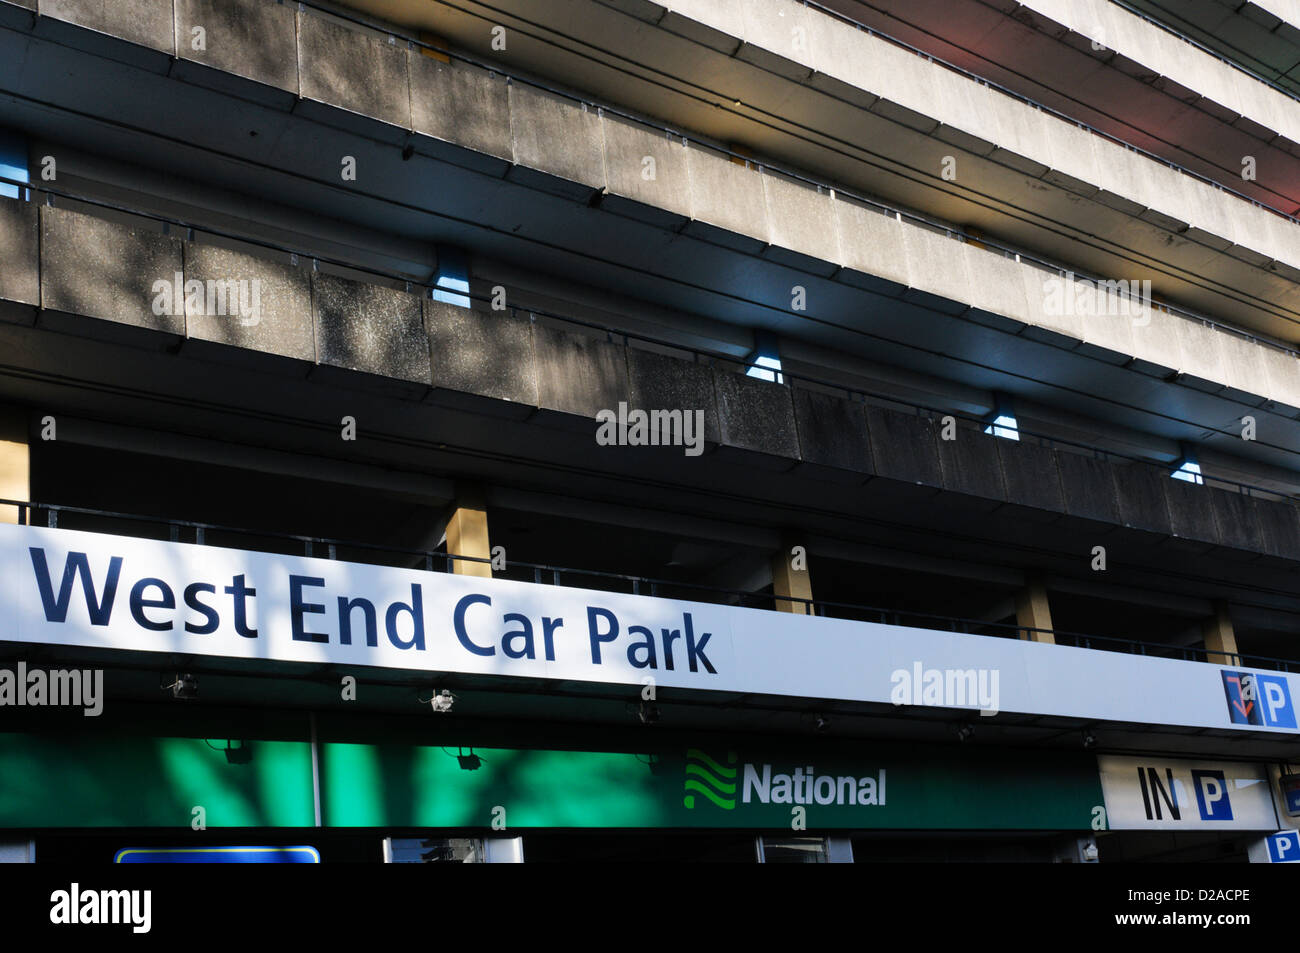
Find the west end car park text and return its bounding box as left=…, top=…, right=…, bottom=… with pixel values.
left=26, top=548, right=718, bottom=674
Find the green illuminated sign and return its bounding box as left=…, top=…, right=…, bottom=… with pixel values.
left=320, top=740, right=1101, bottom=830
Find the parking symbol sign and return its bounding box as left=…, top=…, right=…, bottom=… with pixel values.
left=1256, top=674, right=1296, bottom=729
left=1223, top=671, right=1295, bottom=728
left=1268, top=831, right=1300, bottom=863
left=1223, top=671, right=1261, bottom=725
left=1191, top=770, right=1232, bottom=821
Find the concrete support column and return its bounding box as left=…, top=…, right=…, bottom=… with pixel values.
left=446, top=485, right=492, bottom=578
left=1202, top=603, right=1239, bottom=665
left=1016, top=576, right=1055, bottom=644
left=771, top=540, right=813, bottom=615
left=0, top=408, right=28, bottom=525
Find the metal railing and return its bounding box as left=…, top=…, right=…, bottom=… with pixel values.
left=2, top=495, right=1293, bottom=674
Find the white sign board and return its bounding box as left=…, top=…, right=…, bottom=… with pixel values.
left=1099, top=756, right=1279, bottom=830
left=0, top=524, right=1297, bottom=733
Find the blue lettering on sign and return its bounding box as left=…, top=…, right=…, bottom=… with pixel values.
left=29, top=548, right=121, bottom=625
left=452, top=593, right=561, bottom=661
left=586, top=606, right=716, bottom=673
left=1267, top=831, right=1300, bottom=863
left=1191, top=769, right=1232, bottom=821
left=24, top=546, right=719, bottom=675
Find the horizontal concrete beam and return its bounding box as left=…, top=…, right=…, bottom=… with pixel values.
left=1022, top=0, right=1300, bottom=153
left=20, top=0, right=1300, bottom=410
left=652, top=0, right=1300, bottom=276
left=3, top=196, right=1299, bottom=564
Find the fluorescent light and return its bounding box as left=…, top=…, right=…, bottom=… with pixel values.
left=433, top=275, right=470, bottom=309
left=1171, top=460, right=1203, bottom=484
left=747, top=354, right=783, bottom=384
left=983, top=413, right=1019, bottom=441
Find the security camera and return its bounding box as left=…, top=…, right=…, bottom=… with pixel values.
left=428, top=689, right=455, bottom=713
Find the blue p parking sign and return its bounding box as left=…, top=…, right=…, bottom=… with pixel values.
left=1267, top=831, right=1300, bottom=863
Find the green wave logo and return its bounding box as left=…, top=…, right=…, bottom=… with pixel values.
left=683, top=748, right=738, bottom=810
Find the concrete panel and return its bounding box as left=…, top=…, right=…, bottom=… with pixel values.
left=1128, top=307, right=1183, bottom=378
left=427, top=300, right=537, bottom=407
left=1255, top=498, right=1300, bottom=560
left=1171, top=318, right=1229, bottom=390
left=657, top=0, right=744, bottom=52
left=791, top=387, right=872, bottom=474
left=1020, top=266, right=1083, bottom=345
left=936, top=427, right=1008, bottom=500
left=736, top=0, right=816, bottom=78
left=625, top=348, right=719, bottom=444
left=997, top=439, right=1063, bottom=513
left=965, top=248, right=1030, bottom=331
left=311, top=273, right=429, bottom=383
left=902, top=226, right=975, bottom=310
left=601, top=115, right=692, bottom=222
left=1164, top=479, right=1221, bottom=545
left=685, top=145, right=770, bottom=247
left=968, top=84, right=1040, bottom=167
left=0, top=196, right=38, bottom=306
left=175, top=0, right=297, bottom=93
left=1054, top=451, right=1119, bottom=524
left=534, top=324, right=628, bottom=419
left=832, top=197, right=909, bottom=292
left=924, top=63, right=990, bottom=148
left=409, top=55, right=511, bottom=162
left=40, top=0, right=173, bottom=53
left=763, top=172, right=838, bottom=268
left=1090, top=140, right=1165, bottom=220
left=1111, top=462, right=1173, bottom=535
left=864, top=405, right=942, bottom=487
left=713, top=369, right=799, bottom=458
left=1041, top=120, right=1102, bottom=196
left=298, top=13, right=411, bottom=130
left=1260, top=346, right=1300, bottom=411
left=509, top=84, right=605, bottom=192
left=1077, top=295, right=1139, bottom=363
left=1217, top=331, right=1271, bottom=403
left=1210, top=487, right=1265, bottom=553
left=184, top=243, right=313, bottom=362
left=830, top=23, right=913, bottom=106
left=40, top=206, right=182, bottom=333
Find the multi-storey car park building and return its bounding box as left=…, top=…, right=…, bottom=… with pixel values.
left=1, top=0, right=1300, bottom=864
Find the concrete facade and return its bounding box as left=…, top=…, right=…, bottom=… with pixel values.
left=13, top=0, right=1300, bottom=411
